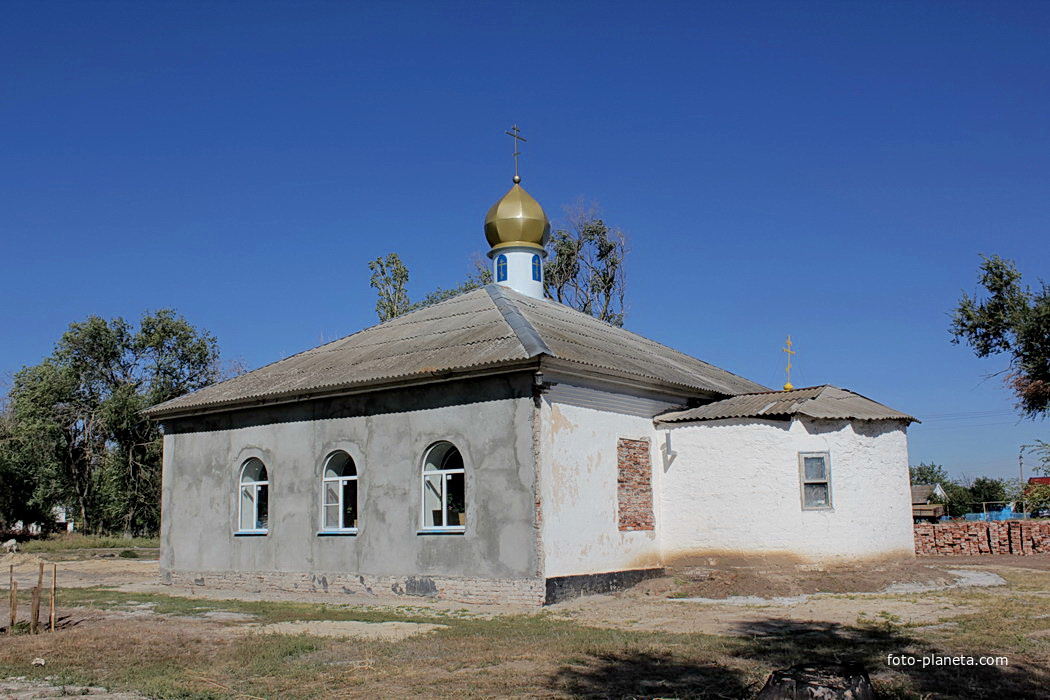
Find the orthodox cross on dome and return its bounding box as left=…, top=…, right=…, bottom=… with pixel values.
left=782, top=335, right=796, bottom=391
left=504, top=124, right=527, bottom=183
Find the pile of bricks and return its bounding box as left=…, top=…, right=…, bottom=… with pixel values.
left=914, top=520, right=1050, bottom=556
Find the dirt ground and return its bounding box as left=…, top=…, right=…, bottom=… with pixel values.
left=1, top=552, right=1037, bottom=636
left=2, top=553, right=1048, bottom=698
left=3, top=553, right=159, bottom=591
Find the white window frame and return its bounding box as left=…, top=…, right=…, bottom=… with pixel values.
left=237, top=459, right=269, bottom=534
left=320, top=451, right=358, bottom=533
left=798, top=451, right=833, bottom=511
left=420, top=442, right=466, bottom=533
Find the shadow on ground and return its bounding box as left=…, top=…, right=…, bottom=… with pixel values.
left=550, top=650, right=753, bottom=699
left=549, top=618, right=1050, bottom=699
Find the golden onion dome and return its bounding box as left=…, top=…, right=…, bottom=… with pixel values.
left=484, top=178, right=550, bottom=252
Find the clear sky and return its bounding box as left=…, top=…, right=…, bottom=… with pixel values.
left=2, top=1, right=1048, bottom=481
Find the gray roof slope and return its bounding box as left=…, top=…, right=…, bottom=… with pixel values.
left=655, top=385, right=916, bottom=424
left=146, top=285, right=767, bottom=418
left=911, top=484, right=942, bottom=504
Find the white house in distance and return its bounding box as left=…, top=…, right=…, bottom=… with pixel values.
left=145, top=169, right=916, bottom=606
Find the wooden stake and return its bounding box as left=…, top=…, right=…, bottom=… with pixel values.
left=30, top=585, right=40, bottom=634
left=36, top=562, right=44, bottom=590
left=7, top=580, right=15, bottom=635
left=49, top=564, right=56, bottom=632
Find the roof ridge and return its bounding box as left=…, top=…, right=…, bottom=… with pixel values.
left=484, top=285, right=551, bottom=358
left=503, top=289, right=766, bottom=392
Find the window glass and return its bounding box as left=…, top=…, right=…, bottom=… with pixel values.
left=799, top=452, right=831, bottom=510
left=238, top=459, right=269, bottom=532
left=321, top=451, right=358, bottom=531
left=240, top=486, right=255, bottom=531
left=342, top=480, right=358, bottom=528
left=421, top=442, right=466, bottom=529
left=804, top=456, right=826, bottom=480
left=256, top=485, right=268, bottom=529
left=242, top=458, right=267, bottom=483
left=445, top=472, right=465, bottom=526
left=804, top=483, right=829, bottom=508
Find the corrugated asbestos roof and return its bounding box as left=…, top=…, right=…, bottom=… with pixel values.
left=911, top=485, right=940, bottom=504
left=145, top=286, right=768, bottom=418
left=654, top=385, right=916, bottom=424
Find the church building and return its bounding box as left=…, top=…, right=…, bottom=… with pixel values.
left=146, top=166, right=916, bottom=606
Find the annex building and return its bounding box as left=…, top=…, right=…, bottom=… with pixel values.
left=146, top=170, right=916, bottom=605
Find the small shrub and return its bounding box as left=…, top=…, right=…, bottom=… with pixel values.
left=119, top=550, right=139, bottom=559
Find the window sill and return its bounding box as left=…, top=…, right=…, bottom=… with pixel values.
left=317, top=530, right=358, bottom=536
left=802, top=507, right=835, bottom=512
left=417, top=528, right=466, bottom=535
left=234, top=531, right=268, bottom=537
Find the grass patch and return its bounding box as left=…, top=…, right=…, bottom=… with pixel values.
left=53, top=588, right=454, bottom=624
left=19, top=534, right=159, bottom=553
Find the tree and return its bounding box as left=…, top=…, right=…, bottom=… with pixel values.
left=367, top=208, right=628, bottom=326
left=1, top=310, right=219, bottom=535
left=544, top=205, right=627, bottom=327
left=909, top=462, right=949, bottom=486
left=368, top=253, right=411, bottom=322
left=968, top=476, right=1008, bottom=506
left=951, top=255, right=1050, bottom=418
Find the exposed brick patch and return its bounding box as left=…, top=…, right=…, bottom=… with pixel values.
left=617, top=437, right=654, bottom=531
left=914, top=520, right=1050, bottom=556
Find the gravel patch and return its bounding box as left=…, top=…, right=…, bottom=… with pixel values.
left=668, top=567, right=1005, bottom=605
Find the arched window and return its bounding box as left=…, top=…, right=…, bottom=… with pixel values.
left=496, top=254, right=508, bottom=282
left=322, top=451, right=358, bottom=531
left=421, top=442, right=465, bottom=531
left=238, top=458, right=269, bottom=533
left=531, top=254, right=541, bottom=282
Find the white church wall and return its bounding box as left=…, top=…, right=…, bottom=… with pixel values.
left=159, top=374, right=542, bottom=602
left=538, top=382, right=680, bottom=579
left=659, top=417, right=914, bottom=561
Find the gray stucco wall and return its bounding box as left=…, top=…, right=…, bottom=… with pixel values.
left=159, top=373, right=540, bottom=583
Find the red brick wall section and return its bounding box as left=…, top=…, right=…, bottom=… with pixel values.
left=914, top=520, right=1050, bottom=556
left=617, top=438, right=654, bottom=531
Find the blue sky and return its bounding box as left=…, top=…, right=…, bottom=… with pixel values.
left=2, top=1, right=1048, bottom=481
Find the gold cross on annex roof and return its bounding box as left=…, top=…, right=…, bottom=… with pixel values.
left=504, top=124, right=527, bottom=183
left=782, top=335, right=796, bottom=391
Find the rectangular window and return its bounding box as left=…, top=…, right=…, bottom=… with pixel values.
left=799, top=452, right=832, bottom=510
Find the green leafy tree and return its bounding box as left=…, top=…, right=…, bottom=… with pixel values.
left=940, top=481, right=973, bottom=517
left=951, top=255, right=1050, bottom=418
left=0, top=407, right=52, bottom=530
left=544, top=205, right=627, bottom=327
left=2, top=310, right=219, bottom=535
left=368, top=253, right=411, bottom=322
left=968, top=476, right=1008, bottom=506
left=909, top=462, right=950, bottom=486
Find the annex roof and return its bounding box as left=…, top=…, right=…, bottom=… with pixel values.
left=146, top=285, right=767, bottom=419
left=654, top=385, right=916, bottom=425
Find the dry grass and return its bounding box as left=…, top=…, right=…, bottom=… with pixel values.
left=18, top=533, right=160, bottom=554
left=0, top=566, right=1047, bottom=698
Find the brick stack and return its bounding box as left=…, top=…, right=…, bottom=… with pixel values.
left=914, top=520, right=1050, bottom=556
left=616, top=437, right=654, bottom=532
